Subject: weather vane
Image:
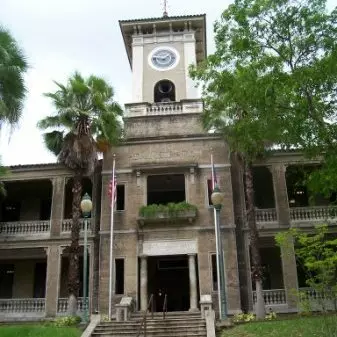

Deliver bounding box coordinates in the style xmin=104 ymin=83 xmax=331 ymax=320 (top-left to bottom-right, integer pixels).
xmin=162 ymin=0 xmax=168 ymax=17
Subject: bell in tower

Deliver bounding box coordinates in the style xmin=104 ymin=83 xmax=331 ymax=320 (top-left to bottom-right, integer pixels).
xmin=154 ymin=80 xmax=176 ymax=103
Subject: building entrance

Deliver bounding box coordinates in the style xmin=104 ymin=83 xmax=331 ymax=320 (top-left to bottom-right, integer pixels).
xmin=147 ymin=255 xmax=190 ymax=312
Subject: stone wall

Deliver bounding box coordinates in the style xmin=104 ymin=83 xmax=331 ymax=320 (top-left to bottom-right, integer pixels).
xmin=124 ymin=114 xmax=204 ymax=139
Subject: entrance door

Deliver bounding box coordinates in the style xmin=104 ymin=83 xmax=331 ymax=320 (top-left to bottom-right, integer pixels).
xmin=147 ymin=255 xmax=190 ymax=312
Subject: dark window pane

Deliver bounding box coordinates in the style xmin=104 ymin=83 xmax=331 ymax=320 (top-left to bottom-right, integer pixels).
xmin=115 ymin=259 xmax=125 ymax=295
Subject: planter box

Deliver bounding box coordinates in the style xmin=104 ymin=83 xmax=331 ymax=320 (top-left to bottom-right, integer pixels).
xmin=138 ymin=209 xmax=197 ymax=226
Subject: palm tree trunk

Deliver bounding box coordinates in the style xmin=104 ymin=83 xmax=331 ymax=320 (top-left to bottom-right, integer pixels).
xmin=244 ymin=160 xmax=265 ymax=319
xmin=68 ymin=174 xmax=82 ymax=316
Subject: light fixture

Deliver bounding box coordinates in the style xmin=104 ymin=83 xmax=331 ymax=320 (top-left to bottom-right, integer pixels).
xmin=211 ymin=185 xmax=224 ymax=209
xmin=80 ymin=193 xmax=92 ymax=216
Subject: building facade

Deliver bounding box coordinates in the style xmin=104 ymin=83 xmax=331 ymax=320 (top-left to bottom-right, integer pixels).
xmin=0 ymin=13 xmax=335 ymax=321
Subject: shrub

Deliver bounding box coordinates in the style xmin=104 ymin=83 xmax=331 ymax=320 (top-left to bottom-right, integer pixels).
xmin=232 ymin=313 xmax=256 ymax=323
xmin=53 ymin=315 xmax=82 ymax=327
xmin=139 ymin=202 xmax=197 ymax=218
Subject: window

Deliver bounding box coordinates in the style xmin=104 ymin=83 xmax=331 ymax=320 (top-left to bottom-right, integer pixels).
xmin=115 ymin=258 xmax=125 ymax=295
xmin=211 ymin=254 xmax=217 ymax=291
xmin=207 ymin=179 xmax=213 ymax=206
xmin=116 ymin=185 xmax=125 ymax=211
xmin=147 ymin=174 xmax=185 ymax=205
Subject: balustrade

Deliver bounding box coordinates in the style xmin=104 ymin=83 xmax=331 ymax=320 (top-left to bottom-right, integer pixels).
xmin=290 ymin=206 xmax=337 ymax=221
xmin=57 ymin=297 xmax=85 ymax=313
xmin=61 ymin=219 xmax=92 ymax=232
xmin=0 ymin=298 xmax=45 ymax=313
xmin=255 ymin=208 xmax=277 ymax=223
xmin=147 ymin=102 xmax=183 ymax=114
xmin=253 ymin=289 xmax=286 ymax=305
xmin=0 ymin=221 xmax=50 ymax=235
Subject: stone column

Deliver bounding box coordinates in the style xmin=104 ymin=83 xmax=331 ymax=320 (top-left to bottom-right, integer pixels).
xmin=50 ymin=177 xmax=66 ymax=237
xmin=140 ymin=255 xmax=148 ymax=311
xmin=188 ymin=254 xmax=198 ymax=311
xmin=269 ymin=164 xmax=290 ymax=225
xmin=280 ymin=234 xmax=299 ymax=310
xmin=45 ymin=245 xmax=62 ymax=317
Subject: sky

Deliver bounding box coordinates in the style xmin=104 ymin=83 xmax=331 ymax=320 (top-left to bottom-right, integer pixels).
xmin=0 ymin=0 xmax=335 ymax=166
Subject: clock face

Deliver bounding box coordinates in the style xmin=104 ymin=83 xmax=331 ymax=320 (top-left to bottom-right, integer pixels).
xmin=149 ymin=47 xmax=179 ymax=71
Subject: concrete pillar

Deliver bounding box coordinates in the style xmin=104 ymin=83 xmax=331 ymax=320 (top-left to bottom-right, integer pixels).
xmin=280 ymin=234 xmax=299 ymax=310
xmin=45 ymin=245 xmax=62 ymax=317
xmin=269 ymin=164 xmax=290 ymax=225
xmin=140 ymin=255 xmax=148 ymax=311
xmin=50 ymin=177 xmax=66 ymax=237
xmin=188 ymin=254 xmax=198 ymax=311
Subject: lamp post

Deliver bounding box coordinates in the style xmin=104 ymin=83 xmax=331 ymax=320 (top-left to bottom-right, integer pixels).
xmin=80 ymin=193 xmax=92 ymax=324
xmin=211 ymin=185 xmax=228 ymax=320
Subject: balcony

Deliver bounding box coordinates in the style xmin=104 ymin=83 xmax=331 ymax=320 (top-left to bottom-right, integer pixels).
xmin=57 ymin=297 xmax=85 ymax=315
xmin=125 ymin=100 xmax=203 ymax=118
xmin=290 ymin=206 xmax=337 ymax=222
xmin=0 ymin=220 xmax=50 ymax=237
xmin=253 ymin=289 xmax=286 ymax=306
xmin=61 ymin=218 xmax=93 ymax=233
xmin=255 ymin=208 xmax=277 ymax=223
xmin=0 ymin=298 xmax=45 ymax=319
xmin=138 ymin=202 xmax=198 ymax=226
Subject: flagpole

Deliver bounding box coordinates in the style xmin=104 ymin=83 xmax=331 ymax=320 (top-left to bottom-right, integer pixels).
xmin=108 ymin=155 xmax=116 ymax=320
xmin=211 ymin=153 xmax=222 ymax=319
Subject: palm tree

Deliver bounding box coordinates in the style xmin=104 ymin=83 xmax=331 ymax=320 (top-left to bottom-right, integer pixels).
xmin=38 ymin=72 xmax=123 ymax=315
xmin=0 ymin=26 xmax=28 ymax=194
xmin=0 ymin=26 xmax=27 ymax=129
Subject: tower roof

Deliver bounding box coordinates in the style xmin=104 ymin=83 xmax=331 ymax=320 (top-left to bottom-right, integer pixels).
xmin=119 ymin=14 xmax=207 ymax=68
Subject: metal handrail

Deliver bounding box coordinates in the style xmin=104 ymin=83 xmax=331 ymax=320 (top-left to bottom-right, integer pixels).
xmin=162 ymin=294 xmax=167 ymax=319
xmin=136 ymin=294 xmax=154 ymax=337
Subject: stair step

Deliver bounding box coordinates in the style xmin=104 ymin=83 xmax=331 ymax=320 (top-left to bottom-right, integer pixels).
xmin=93 ymin=312 xmax=206 ymax=337
xmin=99 ymin=319 xmax=205 ymax=326
xmin=92 ymin=331 xmax=206 ymax=337
xmin=95 ymin=326 xmax=205 ymax=332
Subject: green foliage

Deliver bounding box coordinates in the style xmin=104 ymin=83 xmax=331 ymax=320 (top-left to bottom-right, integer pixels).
xmin=139 ymin=202 xmax=198 ymax=218
xmin=221 ymin=315 xmax=337 ymax=337
xmin=0 ymin=26 xmax=28 ymax=129
xmin=190 ymin=0 xmax=337 ymax=163
xmin=53 ymin=315 xmax=81 ymax=327
xmin=38 ymin=72 xmax=123 ymax=175
xmin=232 ymin=312 xmax=256 ymax=323
xmin=265 ymin=310 xmax=277 ymax=321
xmin=276 ymin=225 xmax=337 ymax=311
xmin=100 ymin=314 xmax=110 ymax=322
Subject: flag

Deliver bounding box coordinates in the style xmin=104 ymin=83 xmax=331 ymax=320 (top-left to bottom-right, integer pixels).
xmin=108 ymin=167 xmax=117 ymax=208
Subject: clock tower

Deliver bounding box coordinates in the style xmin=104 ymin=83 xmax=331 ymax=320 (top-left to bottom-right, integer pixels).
xmin=119 ymin=14 xmax=206 ymax=105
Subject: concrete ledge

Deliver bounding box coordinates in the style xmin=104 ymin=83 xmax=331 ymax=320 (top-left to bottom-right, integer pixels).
xmin=81 ymin=314 xmax=100 ymax=337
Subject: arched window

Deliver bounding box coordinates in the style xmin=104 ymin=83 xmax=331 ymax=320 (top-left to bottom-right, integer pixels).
xmin=154 ymin=80 xmax=176 ymax=103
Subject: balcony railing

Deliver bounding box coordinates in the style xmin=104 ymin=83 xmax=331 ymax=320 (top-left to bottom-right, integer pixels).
xmin=0 ymin=221 xmax=50 ymax=235
xmin=0 ymin=298 xmax=45 ymax=313
xmin=253 ymin=289 xmax=286 ymax=305
xmin=290 ymin=206 xmax=337 ymax=221
xmin=125 ymin=100 xmax=203 ymax=118
xmin=255 ymin=208 xmax=277 ymax=223
xmin=61 ymin=218 xmax=92 ymax=232
xmin=57 ymin=297 xmax=85 ymax=313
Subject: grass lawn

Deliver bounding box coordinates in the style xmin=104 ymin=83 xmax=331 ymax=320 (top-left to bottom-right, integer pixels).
xmin=0 ymin=325 xmax=81 ymax=337
xmin=221 ymin=315 xmax=337 ymax=337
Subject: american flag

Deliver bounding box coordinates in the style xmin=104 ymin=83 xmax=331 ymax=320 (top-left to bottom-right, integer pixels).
xmin=108 ymin=169 xmax=117 ymax=208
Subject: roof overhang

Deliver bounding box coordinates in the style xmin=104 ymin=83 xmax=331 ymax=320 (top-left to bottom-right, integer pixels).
xmin=119 ymin=14 xmax=207 ymax=69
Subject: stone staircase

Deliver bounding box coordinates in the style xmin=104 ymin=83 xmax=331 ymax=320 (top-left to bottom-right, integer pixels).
xmin=91 ymin=312 xmax=206 ymax=337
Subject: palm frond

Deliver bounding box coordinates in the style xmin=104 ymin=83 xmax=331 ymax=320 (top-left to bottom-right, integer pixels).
xmin=42 ymin=131 xmax=65 ymax=156
xmin=0 ymin=26 xmax=28 ymax=128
